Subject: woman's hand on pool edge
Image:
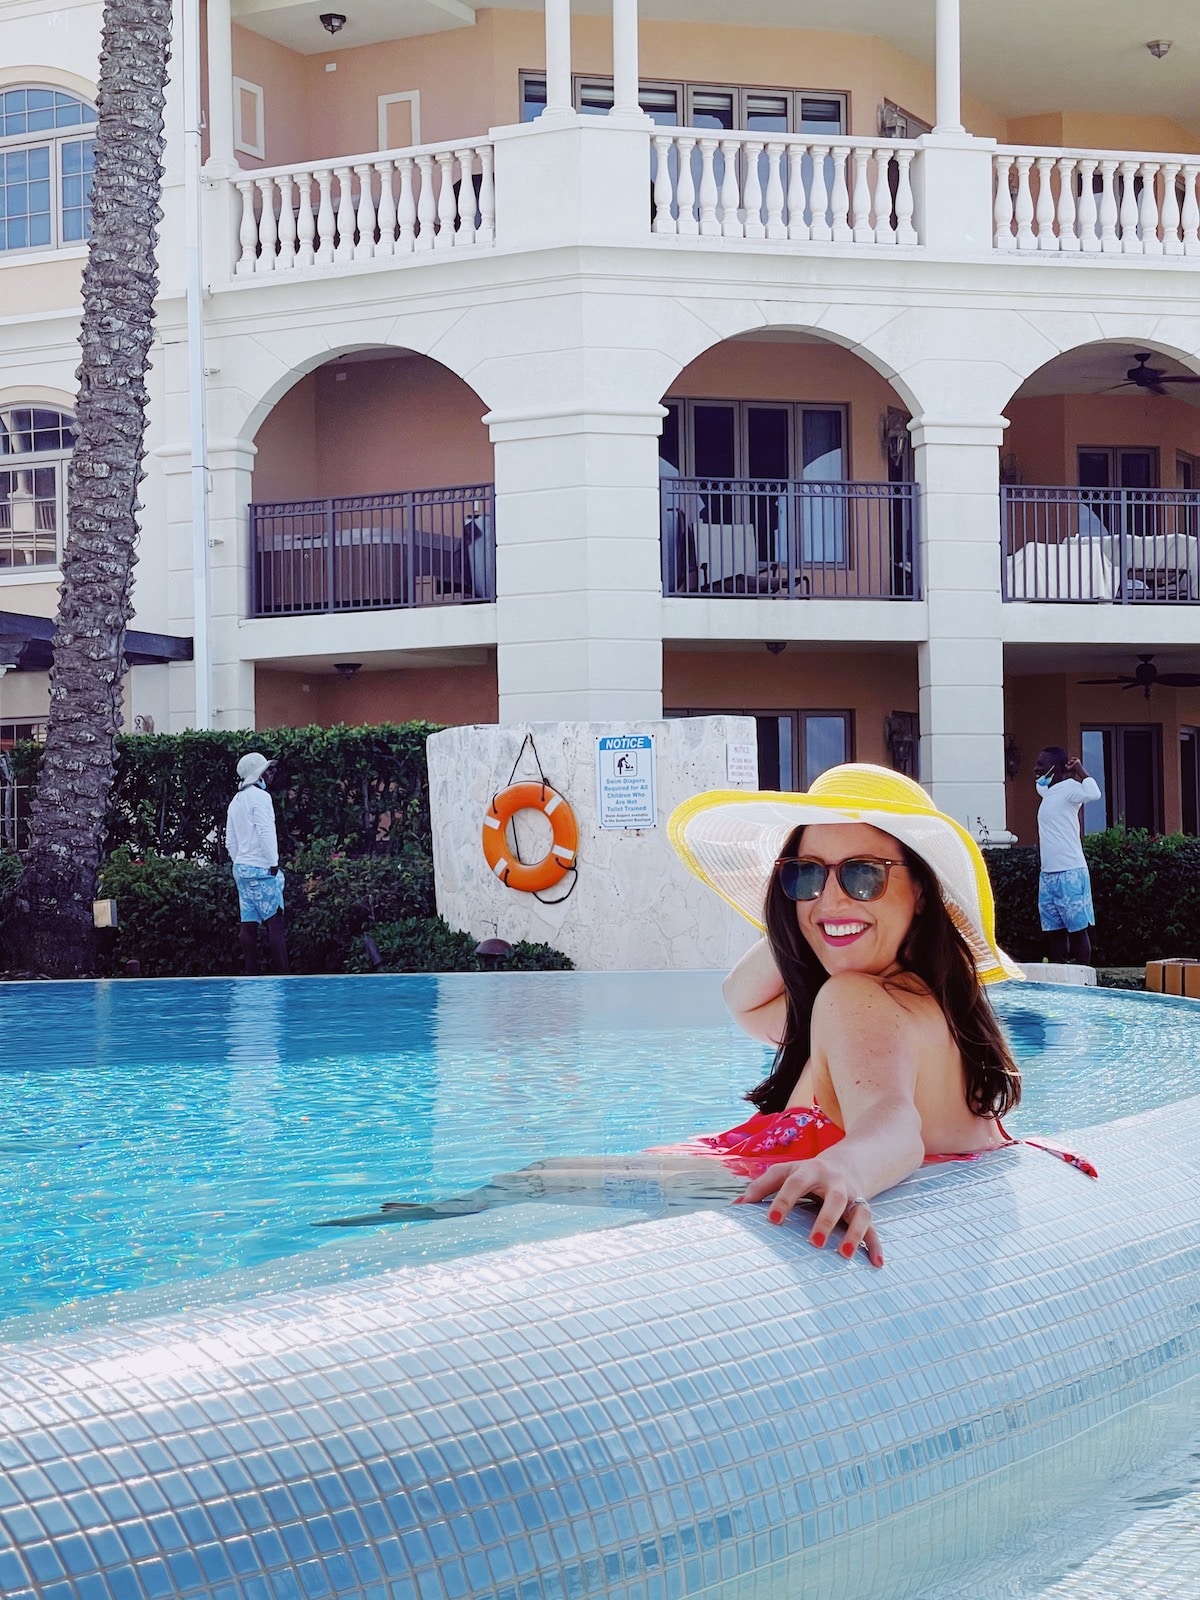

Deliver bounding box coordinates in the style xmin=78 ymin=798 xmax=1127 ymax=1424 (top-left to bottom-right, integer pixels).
xmin=738 ymin=1160 xmax=885 ymax=1268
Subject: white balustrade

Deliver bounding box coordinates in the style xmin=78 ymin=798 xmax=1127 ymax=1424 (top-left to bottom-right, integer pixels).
xmin=650 ymin=131 xmax=921 ymax=247
xmin=993 ymin=146 xmax=1200 ymax=256
xmin=233 ymin=137 xmax=497 ymax=276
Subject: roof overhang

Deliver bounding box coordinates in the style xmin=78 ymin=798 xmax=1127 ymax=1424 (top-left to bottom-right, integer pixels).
xmin=0 ymin=612 xmax=193 ymax=674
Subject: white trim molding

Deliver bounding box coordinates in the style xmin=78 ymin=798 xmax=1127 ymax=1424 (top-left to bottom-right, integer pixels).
xmin=232 ymin=77 xmax=265 ymax=160
xmin=377 ymin=90 xmax=421 ymax=150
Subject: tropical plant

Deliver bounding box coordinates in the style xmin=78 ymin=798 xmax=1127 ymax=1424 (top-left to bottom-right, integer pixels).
xmin=13 ymin=0 xmax=173 ymax=976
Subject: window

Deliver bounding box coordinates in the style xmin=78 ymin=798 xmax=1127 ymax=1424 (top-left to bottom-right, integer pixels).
xmin=0 ymin=719 xmax=46 ymax=750
xmin=1081 ymin=724 xmax=1162 ymax=833
xmin=0 ymin=405 xmax=75 ymax=569
xmin=0 ymin=86 xmax=96 ymax=252
xmin=667 ymin=707 xmax=852 ymax=790
xmin=1182 ymin=729 xmax=1200 ymax=835
xmin=661 ymin=398 xmax=849 ymax=570
xmin=520 ymin=73 xmax=846 ymax=136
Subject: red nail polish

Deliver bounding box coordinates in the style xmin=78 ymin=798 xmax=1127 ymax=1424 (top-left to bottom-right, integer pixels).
xmin=768 ymin=1209 xmax=783 ymax=1223
xmin=811 ymin=1232 xmax=826 ymax=1248
xmin=840 ymin=1242 xmax=854 ymax=1258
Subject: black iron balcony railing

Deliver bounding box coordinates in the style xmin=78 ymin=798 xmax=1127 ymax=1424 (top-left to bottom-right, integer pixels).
xmin=1003 ymin=486 xmax=1200 ymax=603
xmin=661 ymin=478 xmax=920 ymax=600
xmin=250 ymin=485 xmax=495 ymax=617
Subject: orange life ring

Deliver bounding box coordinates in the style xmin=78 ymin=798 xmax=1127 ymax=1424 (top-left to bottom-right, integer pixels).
xmin=482 ymin=781 xmax=578 ymax=892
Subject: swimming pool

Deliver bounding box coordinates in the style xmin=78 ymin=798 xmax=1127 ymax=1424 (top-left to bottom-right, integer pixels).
xmin=2 ymin=974 xmax=1200 ymax=1600
xmin=1 ymin=971 xmax=1197 ymax=1330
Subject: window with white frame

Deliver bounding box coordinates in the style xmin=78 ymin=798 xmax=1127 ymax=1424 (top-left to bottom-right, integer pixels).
xmin=0 ymin=406 xmax=75 ymax=569
xmin=0 ymin=86 xmax=96 ymax=252
xmin=521 ymin=73 xmax=846 ymax=135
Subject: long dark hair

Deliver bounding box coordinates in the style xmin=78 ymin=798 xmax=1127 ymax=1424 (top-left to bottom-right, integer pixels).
xmin=747 ymin=825 xmax=1021 ymax=1119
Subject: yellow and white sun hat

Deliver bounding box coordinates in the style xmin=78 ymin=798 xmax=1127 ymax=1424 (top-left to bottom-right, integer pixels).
xmin=668 ymin=762 xmax=1022 ymax=985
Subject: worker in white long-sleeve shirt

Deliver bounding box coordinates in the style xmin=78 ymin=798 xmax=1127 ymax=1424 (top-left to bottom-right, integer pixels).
xmin=225 ymin=751 xmax=289 ymax=975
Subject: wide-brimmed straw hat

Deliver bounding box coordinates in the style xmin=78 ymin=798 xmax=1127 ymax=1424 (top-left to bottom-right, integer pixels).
xmin=669 ymin=763 xmax=1021 ymax=985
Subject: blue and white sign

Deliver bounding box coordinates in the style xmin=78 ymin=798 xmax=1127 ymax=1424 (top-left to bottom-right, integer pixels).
xmin=596 ymin=734 xmax=657 ymax=829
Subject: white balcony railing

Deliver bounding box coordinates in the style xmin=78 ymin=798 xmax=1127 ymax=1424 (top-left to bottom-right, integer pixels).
xmin=993 ymin=147 xmax=1200 ymax=255
xmin=233 ymin=138 xmax=495 ymax=276
xmin=650 ymin=132 xmax=919 ymax=245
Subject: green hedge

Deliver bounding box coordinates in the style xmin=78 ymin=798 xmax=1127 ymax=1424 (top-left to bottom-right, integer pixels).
xmin=11 ymin=723 xmax=437 ymax=861
xmin=346 ymin=918 xmax=573 ymax=974
xmin=986 ymin=830 xmax=1200 ymax=967
xmin=98 ymin=843 xmax=436 ymax=977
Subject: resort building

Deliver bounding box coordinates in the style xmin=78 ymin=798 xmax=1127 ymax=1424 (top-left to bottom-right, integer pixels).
xmin=4 ymin=0 xmax=1200 ymax=843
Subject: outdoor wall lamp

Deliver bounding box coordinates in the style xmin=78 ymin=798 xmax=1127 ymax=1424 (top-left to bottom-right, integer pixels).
xmin=320 ymin=12 xmax=347 ymax=34
xmin=333 ymin=661 xmax=361 ymax=679
xmin=1005 ymin=736 xmax=1021 ymax=778
xmin=1146 ymin=39 xmax=1173 ymax=59
xmin=765 ymin=641 xmax=788 ymax=656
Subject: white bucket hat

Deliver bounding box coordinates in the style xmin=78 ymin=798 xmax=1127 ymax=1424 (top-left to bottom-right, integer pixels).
xmin=669 ymin=763 xmax=1022 ymax=985
xmin=236 ymin=751 xmax=273 ymax=789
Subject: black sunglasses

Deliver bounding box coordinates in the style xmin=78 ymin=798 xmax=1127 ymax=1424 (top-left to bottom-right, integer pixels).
xmin=775 ymin=856 xmax=906 ymax=903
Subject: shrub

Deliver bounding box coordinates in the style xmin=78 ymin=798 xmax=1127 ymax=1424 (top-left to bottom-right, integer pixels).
xmin=985 ymin=830 xmax=1200 ymax=967
xmin=11 ymin=723 xmax=439 ymax=861
xmin=347 ymin=918 xmax=574 ymax=974
xmin=99 ymin=843 xmax=439 ymax=977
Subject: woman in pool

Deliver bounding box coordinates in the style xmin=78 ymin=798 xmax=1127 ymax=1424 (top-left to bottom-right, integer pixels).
xmin=323 ymin=766 xmax=1090 ymax=1250
xmin=668 ymin=764 xmax=1032 ymax=1269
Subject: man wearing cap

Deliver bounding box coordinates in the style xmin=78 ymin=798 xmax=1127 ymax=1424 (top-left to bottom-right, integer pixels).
xmin=225 ymin=752 xmax=289 ymax=976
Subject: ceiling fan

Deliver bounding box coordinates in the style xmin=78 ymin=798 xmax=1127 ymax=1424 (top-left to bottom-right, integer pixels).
xmin=1108 ymin=353 xmax=1200 ymax=397
xmin=1079 ymin=654 xmax=1200 ymax=699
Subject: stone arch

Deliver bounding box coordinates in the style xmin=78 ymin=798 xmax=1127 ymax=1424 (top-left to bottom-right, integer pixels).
xmin=232 ymin=334 xmax=494 ymax=451
xmin=246 ymin=344 xmax=494 ymax=508
xmin=651 ymin=307 xmax=925 ymax=421
xmin=999 ymin=330 xmax=1200 ymax=416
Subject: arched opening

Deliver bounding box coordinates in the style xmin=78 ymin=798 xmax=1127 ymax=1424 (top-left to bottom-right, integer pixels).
xmin=659 ymin=331 xmax=921 ymax=790
xmin=1001 ymin=341 xmax=1200 ymax=842
xmin=658 ymin=330 xmax=919 ymax=603
xmin=248 ymin=348 xmax=498 ymax=727
xmin=0 ymin=87 xmax=96 ymax=252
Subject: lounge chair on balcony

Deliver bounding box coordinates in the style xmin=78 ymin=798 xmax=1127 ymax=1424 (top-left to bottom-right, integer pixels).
xmin=1005 ymin=540 xmax=1116 ymax=601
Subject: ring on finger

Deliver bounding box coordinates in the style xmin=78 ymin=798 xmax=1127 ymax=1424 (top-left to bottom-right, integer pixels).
xmin=844 ymin=1196 xmax=869 ymax=1217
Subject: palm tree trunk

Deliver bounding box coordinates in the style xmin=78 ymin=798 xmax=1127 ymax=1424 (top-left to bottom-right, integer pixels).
xmin=14 ymin=0 xmax=173 ymax=977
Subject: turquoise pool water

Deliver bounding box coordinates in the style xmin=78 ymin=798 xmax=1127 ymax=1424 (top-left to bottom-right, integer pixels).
xmin=1 ymin=973 xmax=1197 ymax=1327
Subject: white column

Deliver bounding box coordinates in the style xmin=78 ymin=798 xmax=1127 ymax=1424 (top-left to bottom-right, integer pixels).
xmin=610 ymin=0 xmax=640 ymax=119
xmin=486 ymin=405 xmax=665 ymax=721
xmin=911 ymin=418 xmax=1008 ymax=837
xmin=545 ymin=0 xmax=573 ymax=118
xmin=934 ymin=0 xmax=963 ymax=135
xmin=202 ymin=0 xmax=236 ymax=175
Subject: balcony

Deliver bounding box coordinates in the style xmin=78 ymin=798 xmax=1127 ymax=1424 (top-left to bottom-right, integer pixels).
xmin=1002 ymin=486 xmax=1200 ymax=603
xmin=993 ymin=149 xmax=1200 ymax=255
xmin=250 ymin=485 xmax=494 ymax=618
xmin=661 ymin=478 xmax=919 ymax=600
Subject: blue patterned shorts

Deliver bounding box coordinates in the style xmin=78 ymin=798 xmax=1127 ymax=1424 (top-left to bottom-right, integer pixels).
xmin=232 ymin=863 xmax=285 ymax=924
xmin=1038 ymin=868 xmax=1094 ymax=933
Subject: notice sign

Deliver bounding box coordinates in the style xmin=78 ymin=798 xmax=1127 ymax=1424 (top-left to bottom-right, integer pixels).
xmin=596 ymin=734 xmax=657 ymax=829
xmin=726 ymin=740 xmax=758 ymax=786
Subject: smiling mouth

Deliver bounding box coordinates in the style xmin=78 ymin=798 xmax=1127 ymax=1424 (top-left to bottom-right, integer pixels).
xmin=819 ymin=921 xmax=870 ymax=944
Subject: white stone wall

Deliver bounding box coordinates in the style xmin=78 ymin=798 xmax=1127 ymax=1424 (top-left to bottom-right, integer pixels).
xmin=428 ymin=716 xmax=761 ymax=971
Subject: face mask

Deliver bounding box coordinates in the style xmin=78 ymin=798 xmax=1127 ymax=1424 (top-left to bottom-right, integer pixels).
xmin=1035 ymin=774 xmax=1053 ymax=795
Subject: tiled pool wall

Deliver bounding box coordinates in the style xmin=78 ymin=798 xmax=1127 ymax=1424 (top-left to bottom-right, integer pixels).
xmin=2 ymin=1103 xmax=1200 ymax=1600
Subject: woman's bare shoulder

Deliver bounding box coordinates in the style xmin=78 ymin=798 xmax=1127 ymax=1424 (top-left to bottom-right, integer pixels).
xmin=811 ymin=970 xmax=937 ymax=1035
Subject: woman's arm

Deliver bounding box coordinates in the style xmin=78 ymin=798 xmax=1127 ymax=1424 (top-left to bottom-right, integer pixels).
xmin=740 ymin=971 xmax=926 ymax=1268
xmin=722 ymin=937 xmax=788 ymax=1043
